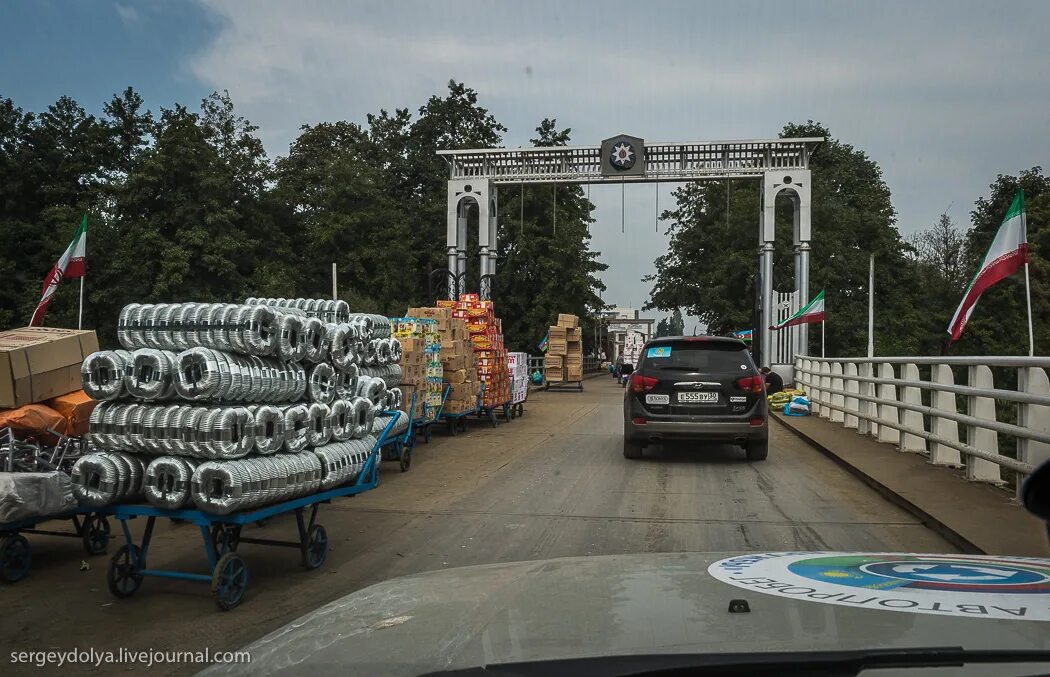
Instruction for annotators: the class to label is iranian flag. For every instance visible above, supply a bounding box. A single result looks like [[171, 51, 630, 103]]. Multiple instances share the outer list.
[[947, 190, 1028, 342], [29, 214, 87, 327], [770, 290, 825, 330]]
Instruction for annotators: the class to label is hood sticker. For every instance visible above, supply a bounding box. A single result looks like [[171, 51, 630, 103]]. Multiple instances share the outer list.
[[708, 552, 1050, 621]]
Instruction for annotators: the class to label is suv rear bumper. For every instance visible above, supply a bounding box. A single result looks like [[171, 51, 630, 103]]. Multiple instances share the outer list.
[[624, 419, 768, 444]]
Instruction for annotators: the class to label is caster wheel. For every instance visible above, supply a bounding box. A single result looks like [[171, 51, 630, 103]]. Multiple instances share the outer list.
[[0, 534, 32, 583], [82, 514, 111, 556], [399, 449, 411, 473], [210, 524, 240, 556], [460, 418, 469, 433], [449, 420, 458, 436], [212, 552, 248, 611], [301, 524, 328, 570], [107, 544, 144, 598], [424, 426, 432, 444]]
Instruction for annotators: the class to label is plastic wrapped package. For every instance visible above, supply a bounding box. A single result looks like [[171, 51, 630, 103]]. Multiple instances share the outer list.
[[0, 472, 77, 522]]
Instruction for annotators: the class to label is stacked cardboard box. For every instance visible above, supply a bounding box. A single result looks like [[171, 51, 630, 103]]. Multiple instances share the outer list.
[[408, 306, 481, 415], [391, 316, 442, 421], [508, 352, 529, 404], [453, 294, 509, 408], [0, 327, 100, 408], [545, 313, 583, 382]]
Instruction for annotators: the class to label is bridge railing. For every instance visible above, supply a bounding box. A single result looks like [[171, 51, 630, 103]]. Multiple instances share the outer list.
[[793, 356, 1050, 499]]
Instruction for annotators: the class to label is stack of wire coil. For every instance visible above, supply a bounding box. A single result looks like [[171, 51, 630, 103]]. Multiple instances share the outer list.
[[76, 299, 397, 513]]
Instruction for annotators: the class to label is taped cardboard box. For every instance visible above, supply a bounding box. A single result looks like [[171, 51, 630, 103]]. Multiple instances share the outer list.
[[548, 326, 567, 340], [442, 355, 466, 372], [548, 339, 567, 355], [557, 313, 579, 328], [0, 327, 99, 408], [443, 369, 467, 384], [448, 381, 477, 400]]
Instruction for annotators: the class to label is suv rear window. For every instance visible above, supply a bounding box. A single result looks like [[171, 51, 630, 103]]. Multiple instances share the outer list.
[[639, 341, 752, 372]]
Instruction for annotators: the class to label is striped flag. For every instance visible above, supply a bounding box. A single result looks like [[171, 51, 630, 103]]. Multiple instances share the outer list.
[[770, 290, 825, 330], [30, 214, 87, 327], [537, 331, 549, 352], [948, 190, 1028, 342]]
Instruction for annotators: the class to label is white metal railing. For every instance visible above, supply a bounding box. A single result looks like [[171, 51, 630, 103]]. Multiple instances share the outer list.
[[793, 355, 1050, 499]]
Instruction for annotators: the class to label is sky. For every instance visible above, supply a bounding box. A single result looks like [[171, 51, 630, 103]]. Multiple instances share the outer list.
[[3, 0, 1049, 331]]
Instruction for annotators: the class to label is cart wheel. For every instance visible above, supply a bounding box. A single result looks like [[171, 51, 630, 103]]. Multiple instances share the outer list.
[[503, 405, 511, 422], [424, 425, 432, 444], [212, 552, 248, 611], [460, 418, 469, 433], [579, 382, 584, 392], [107, 544, 144, 598], [210, 524, 240, 555], [449, 419, 458, 436], [81, 514, 111, 556], [0, 534, 31, 583], [516, 403, 524, 417], [406, 432, 417, 450], [301, 524, 328, 570], [399, 448, 411, 472]]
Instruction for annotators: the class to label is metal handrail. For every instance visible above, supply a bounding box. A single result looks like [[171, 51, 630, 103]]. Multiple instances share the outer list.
[[793, 364, 1050, 447], [800, 355, 1050, 368], [792, 355, 1050, 492]]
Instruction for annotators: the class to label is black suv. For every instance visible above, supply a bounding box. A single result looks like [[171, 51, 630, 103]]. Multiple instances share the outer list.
[[622, 336, 768, 460]]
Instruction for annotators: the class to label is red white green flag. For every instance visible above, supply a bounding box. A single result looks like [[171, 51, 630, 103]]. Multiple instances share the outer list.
[[770, 289, 825, 330], [29, 214, 87, 327], [947, 190, 1028, 342]]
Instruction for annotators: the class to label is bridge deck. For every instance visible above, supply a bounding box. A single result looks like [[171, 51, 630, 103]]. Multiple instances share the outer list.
[[2, 376, 981, 675]]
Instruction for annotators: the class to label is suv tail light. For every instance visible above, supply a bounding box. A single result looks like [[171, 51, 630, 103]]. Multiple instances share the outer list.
[[629, 374, 659, 393], [735, 375, 765, 393]]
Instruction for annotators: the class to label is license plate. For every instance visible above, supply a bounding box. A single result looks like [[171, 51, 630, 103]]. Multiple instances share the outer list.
[[645, 394, 670, 405], [678, 391, 718, 403]]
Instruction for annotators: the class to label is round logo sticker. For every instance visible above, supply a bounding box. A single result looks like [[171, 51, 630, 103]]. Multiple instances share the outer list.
[[708, 552, 1050, 621], [610, 142, 635, 170]]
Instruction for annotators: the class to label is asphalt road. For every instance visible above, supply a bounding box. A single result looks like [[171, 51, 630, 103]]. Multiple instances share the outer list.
[[2, 375, 956, 674]]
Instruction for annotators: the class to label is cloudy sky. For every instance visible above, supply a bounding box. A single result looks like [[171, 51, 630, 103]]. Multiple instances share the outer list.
[[4, 0, 1049, 328]]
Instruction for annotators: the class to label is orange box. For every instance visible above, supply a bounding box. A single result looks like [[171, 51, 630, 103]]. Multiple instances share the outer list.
[[436, 299, 458, 309], [459, 293, 480, 303], [46, 389, 97, 437]]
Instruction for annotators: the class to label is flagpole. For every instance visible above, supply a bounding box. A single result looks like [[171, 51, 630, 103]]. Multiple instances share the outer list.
[[78, 277, 84, 330], [867, 254, 874, 359], [821, 319, 825, 358], [1025, 262, 1034, 357]]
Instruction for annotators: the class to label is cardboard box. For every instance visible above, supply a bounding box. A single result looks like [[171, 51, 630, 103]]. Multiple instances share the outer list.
[[567, 327, 582, 341], [564, 354, 582, 367], [0, 327, 99, 408], [443, 369, 467, 384], [545, 366, 564, 382], [548, 326, 567, 340], [545, 354, 563, 368], [448, 382, 476, 400], [557, 313, 579, 328], [548, 339, 567, 355], [399, 337, 425, 354], [567, 365, 583, 381], [442, 355, 466, 372]]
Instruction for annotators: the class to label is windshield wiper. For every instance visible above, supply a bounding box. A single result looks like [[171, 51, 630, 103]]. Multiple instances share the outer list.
[[429, 647, 1050, 676]]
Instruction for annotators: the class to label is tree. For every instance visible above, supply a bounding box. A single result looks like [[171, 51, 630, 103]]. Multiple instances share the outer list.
[[655, 318, 669, 337], [494, 119, 608, 352], [952, 167, 1049, 355], [646, 121, 927, 357], [669, 308, 685, 336]]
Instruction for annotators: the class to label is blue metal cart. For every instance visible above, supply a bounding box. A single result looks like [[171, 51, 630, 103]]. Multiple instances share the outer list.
[[413, 384, 450, 445], [477, 399, 512, 427], [101, 446, 382, 611], [439, 382, 486, 436], [1, 509, 112, 583], [377, 402, 417, 473]]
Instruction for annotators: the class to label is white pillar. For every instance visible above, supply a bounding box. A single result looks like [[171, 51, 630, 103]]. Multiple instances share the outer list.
[[844, 362, 860, 429], [877, 363, 900, 445], [830, 363, 845, 423], [819, 362, 833, 419], [899, 363, 927, 453], [858, 363, 875, 436], [1018, 367, 1050, 472], [759, 243, 774, 367], [929, 364, 963, 466], [966, 365, 1002, 483]]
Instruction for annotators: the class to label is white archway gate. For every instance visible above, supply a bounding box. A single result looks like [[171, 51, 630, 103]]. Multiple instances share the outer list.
[[437, 135, 823, 367]]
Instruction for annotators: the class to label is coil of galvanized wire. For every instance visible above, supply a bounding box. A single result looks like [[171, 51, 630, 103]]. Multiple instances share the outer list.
[[71, 450, 146, 507], [250, 404, 286, 454], [124, 348, 178, 400], [81, 350, 128, 401], [334, 363, 359, 400], [190, 452, 323, 515], [143, 456, 198, 509]]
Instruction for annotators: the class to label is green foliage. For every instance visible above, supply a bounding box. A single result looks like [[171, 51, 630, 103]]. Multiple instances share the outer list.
[[0, 82, 609, 354], [495, 119, 608, 353], [953, 167, 1050, 355], [646, 121, 929, 357]]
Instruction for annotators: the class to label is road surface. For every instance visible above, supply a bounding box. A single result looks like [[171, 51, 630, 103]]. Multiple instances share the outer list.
[[1, 375, 956, 674]]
